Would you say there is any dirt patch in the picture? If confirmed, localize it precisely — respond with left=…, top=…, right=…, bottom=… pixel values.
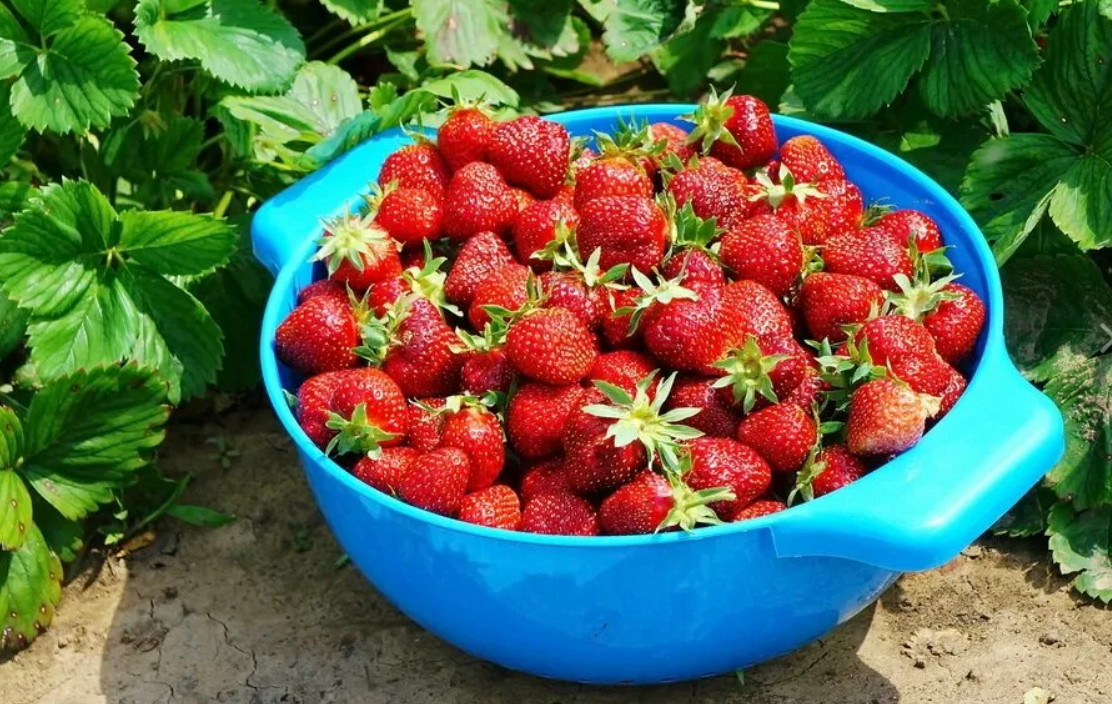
left=3, top=397, right=1111, bottom=704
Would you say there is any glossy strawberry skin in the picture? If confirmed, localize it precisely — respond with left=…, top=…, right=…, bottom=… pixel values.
left=506, top=308, right=598, bottom=385
left=574, top=157, right=653, bottom=209
left=458, top=484, right=522, bottom=530
left=724, top=280, right=795, bottom=341
left=444, top=162, right=519, bottom=241
left=710, top=95, right=777, bottom=169
left=507, top=382, right=588, bottom=459
left=823, top=226, right=913, bottom=290
left=520, top=458, right=570, bottom=501
left=438, top=108, right=496, bottom=171
left=600, top=288, right=643, bottom=349
left=665, top=376, right=742, bottom=438
left=855, top=315, right=938, bottom=366
left=660, top=249, right=726, bottom=287
left=576, top=195, right=669, bottom=274
left=885, top=352, right=967, bottom=418
left=776, top=179, right=864, bottom=246
left=441, top=406, right=506, bottom=491
left=276, top=295, right=360, bottom=375
left=847, top=379, right=935, bottom=456
left=587, top=350, right=657, bottom=396
left=353, top=447, right=419, bottom=495
left=330, top=367, right=410, bottom=445
left=297, top=279, right=347, bottom=306
left=686, top=437, right=773, bottom=520
left=382, top=299, right=464, bottom=397
left=487, top=116, right=570, bottom=199
left=877, top=210, right=942, bottom=252
left=667, top=157, right=753, bottom=230
left=460, top=349, right=516, bottom=395
left=810, top=445, right=866, bottom=497
left=923, top=283, right=985, bottom=365
left=398, top=447, right=471, bottom=516
left=520, top=491, right=599, bottom=536
left=563, top=389, right=647, bottom=494
left=731, top=499, right=786, bottom=521
left=646, top=122, right=695, bottom=177
left=599, top=471, right=674, bottom=535
left=735, top=403, right=817, bottom=473
left=407, top=398, right=446, bottom=452
left=379, top=143, right=450, bottom=197
left=800, top=272, right=885, bottom=343
left=367, top=276, right=408, bottom=316
left=444, top=231, right=516, bottom=308
left=719, top=213, right=804, bottom=297
left=374, top=187, right=444, bottom=246
left=467, top=264, right=530, bottom=329
left=937, top=364, right=967, bottom=417
left=512, top=198, right=580, bottom=271
left=780, top=135, right=845, bottom=183
left=539, top=271, right=603, bottom=330
left=296, top=370, right=349, bottom=448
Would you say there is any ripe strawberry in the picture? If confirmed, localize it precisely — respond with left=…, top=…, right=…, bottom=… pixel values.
left=666, top=156, right=753, bottom=230
left=823, top=226, right=913, bottom=290
left=382, top=299, right=464, bottom=397
left=660, top=248, right=725, bottom=287
left=855, top=314, right=937, bottom=366
left=353, top=447, right=419, bottom=495
left=779, top=135, right=845, bottom=183
left=298, top=279, right=347, bottom=306
left=468, top=264, right=531, bottom=329
left=922, top=283, right=985, bottom=364
left=640, top=281, right=738, bottom=374
left=846, top=378, right=939, bottom=455
left=441, top=405, right=505, bottom=491
left=407, top=398, right=446, bottom=452
left=444, top=162, right=518, bottom=241
left=876, top=210, right=942, bottom=252
left=646, top=122, right=695, bottom=175
left=600, top=470, right=733, bottom=535
left=570, top=147, right=597, bottom=180
left=713, top=335, right=811, bottom=413
left=444, top=231, right=516, bottom=308
left=520, top=458, right=569, bottom=501
left=512, top=188, right=536, bottom=214
left=487, top=115, right=570, bottom=199
left=379, top=143, right=450, bottom=197
left=398, top=447, right=471, bottom=516
left=313, top=214, right=403, bottom=291
left=562, top=387, right=648, bottom=494
left=724, top=280, right=795, bottom=341
left=296, top=370, right=348, bottom=448
left=367, top=276, right=407, bottom=316
left=372, top=187, right=444, bottom=246
left=506, top=307, right=598, bottom=385
left=276, top=295, right=361, bottom=375
left=735, top=403, right=817, bottom=473
left=325, top=367, right=409, bottom=455
left=718, top=213, right=804, bottom=297
left=886, top=352, right=956, bottom=399
left=937, top=364, right=967, bottom=417
left=600, top=287, right=643, bottom=349
left=782, top=366, right=827, bottom=408
left=520, top=491, right=599, bottom=536
left=512, top=198, right=579, bottom=270
left=576, top=195, right=668, bottom=273
left=800, top=272, right=884, bottom=343
left=685, top=437, right=772, bottom=520
left=730, top=499, right=786, bottom=521
left=808, top=445, right=867, bottom=497
left=687, top=90, right=777, bottom=169
left=574, top=156, right=653, bottom=208
left=458, top=485, right=522, bottom=530
left=665, top=376, right=741, bottom=438
left=460, top=348, right=516, bottom=395
left=587, top=350, right=657, bottom=396
left=765, top=177, right=864, bottom=247
left=437, top=107, right=496, bottom=171
left=539, top=271, right=603, bottom=329
left=507, top=382, right=588, bottom=459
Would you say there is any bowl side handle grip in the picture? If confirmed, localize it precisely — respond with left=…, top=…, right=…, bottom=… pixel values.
left=769, top=347, right=1065, bottom=572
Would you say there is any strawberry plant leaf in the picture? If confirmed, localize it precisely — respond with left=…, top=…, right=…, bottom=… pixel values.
left=1041, top=353, right=1112, bottom=511
left=0, top=289, right=28, bottom=360
left=732, top=40, right=790, bottom=108
left=1047, top=502, right=1112, bottom=603
left=603, top=0, right=686, bottom=64
left=993, top=486, right=1055, bottom=538
left=320, top=0, right=383, bottom=25
left=20, top=365, right=169, bottom=521
left=413, top=0, right=510, bottom=68
left=709, top=5, right=769, bottom=39
left=0, top=84, right=25, bottom=167
left=118, top=211, right=237, bottom=277
left=134, top=0, right=306, bottom=94
left=1024, top=0, right=1058, bottom=28
left=166, top=503, right=236, bottom=527
left=1102, top=0, right=1112, bottom=20
left=420, top=70, right=520, bottom=107
left=510, top=0, right=575, bottom=48
left=840, top=0, right=933, bottom=10
left=31, top=496, right=82, bottom=563
left=298, top=89, right=435, bottom=170
left=0, top=523, right=62, bottom=651
left=653, top=8, right=725, bottom=97
left=0, top=407, right=29, bottom=551
left=10, top=0, right=82, bottom=37
left=102, top=116, right=214, bottom=206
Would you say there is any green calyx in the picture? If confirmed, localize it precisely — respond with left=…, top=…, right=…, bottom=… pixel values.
left=886, top=243, right=960, bottom=321
left=668, top=198, right=724, bottom=251
left=353, top=294, right=410, bottom=365
left=404, top=239, right=462, bottom=317
left=451, top=318, right=508, bottom=354
left=312, top=211, right=397, bottom=276
left=481, top=272, right=547, bottom=327
left=788, top=443, right=826, bottom=506
left=582, top=371, right=704, bottom=475
left=617, top=267, right=699, bottom=335
left=596, top=116, right=667, bottom=161
left=681, top=85, right=741, bottom=154
left=658, top=467, right=735, bottom=533
left=810, top=336, right=887, bottom=412
left=711, top=336, right=788, bottom=414
left=750, top=164, right=827, bottom=210
left=325, top=403, right=400, bottom=458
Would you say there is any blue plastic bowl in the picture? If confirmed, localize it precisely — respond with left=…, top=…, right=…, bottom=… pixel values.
left=252, top=105, right=1064, bottom=684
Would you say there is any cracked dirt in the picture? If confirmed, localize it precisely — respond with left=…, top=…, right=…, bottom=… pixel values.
left=2, top=397, right=1111, bottom=704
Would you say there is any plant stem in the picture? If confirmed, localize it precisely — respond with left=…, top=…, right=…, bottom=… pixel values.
left=313, top=8, right=412, bottom=59
left=748, top=0, right=780, bottom=10
left=213, top=190, right=234, bottom=219
left=327, top=16, right=410, bottom=65
left=306, top=17, right=345, bottom=46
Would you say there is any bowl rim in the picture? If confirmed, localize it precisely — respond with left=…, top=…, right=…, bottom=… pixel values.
left=258, top=105, right=1004, bottom=549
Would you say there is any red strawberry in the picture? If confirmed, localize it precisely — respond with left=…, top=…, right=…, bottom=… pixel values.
left=313, top=214, right=402, bottom=291
left=735, top=403, right=817, bottom=473
left=660, top=248, right=725, bottom=287
left=441, top=405, right=505, bottom=491
left=846, top=378, right=939, bottom=455
left=353, top=447, right=418, bottom=494
left=562, top=387, right=648, bottom=494
left=373, top=187, right=444, bottom=245
left=379, top=143, right=450, bottom=197
left=539, top=271, right=603, bottom=329
left=666, top=157, right=753, bottom=230
left=809, top=445, right=866, bottom=497
left=713, top=335, right=811, bottom=413
left=779, top=135, right=845, bottom=183
left=507, top=383, right=588, bottom=459
left=325, top=367, right=409, bottom=455
left=438, top=107, right=496, bottom=171
left=599, top=470, right=732, bottom=535
left=886, top=352, right=955, bottom=399
left=688, top=91, right=777, bottom=169
left=506, top=307, right=598, bottom=385
left=570, top=147, right=597, bottom=180
left=800, top=273, right=884, bottom=343
left=922, top=283, right=985, bottom=365
left=520, top=458, right=569, bottom=501
left=512, top=188, right=536, bottom=214
left=444, top=231, right=516, bottom=308
left=444, top=162, right=518, bottom=241
left=719, top=213, right=804, bottom=297
left=576, top=196, right=668, bottom=273
left=407, top=398, right=446, bottom=452
left=512, top=198, right=579, bottom=271
left=768, top=178, right=864, bottom=247
left=937, top=364, right=967, bottom=417
left=458, top=485, right=522, bottom=530
left=398, top=447, right=471, bottom=516
left=855, top=314, right=937, bottom=367
left=665, top=376, right=741, bottom=438
left=460, top=349, right=516, bottom=395
left=296, top=370, right=348, bottom=448
left=685, top=437, right=772, bottom=520
left=276, top=295, right=361, bottom=375
left=587, top=350, right=657, bottom=396
left=488, top=116, right=570, bottom=199
left=468, top=264, right=531, bottom=329
left=600, top=287, right=643, bottom=349
left=574, top=156, right=652, bottom=208
left=782, top=366, right=827, bottom=408
left=297, top=279, right=347, bottom=306
left=367, top=276, right=408, bottom=316
left=382, top=299, right=464, bottom=397
left=876, top=210, right=942, bottom=252
left=724, top=280, right=795, bottom=340
left=823, top=226, right=913, bottom=290
left=520, top=491, right=599, bottom=536
left=731, top=499, right=786, bottom=521
left=646, top=122, right=695, bottom=174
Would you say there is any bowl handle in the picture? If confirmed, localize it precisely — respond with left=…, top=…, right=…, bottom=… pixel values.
left=768, top=346, right=1065, bottom=572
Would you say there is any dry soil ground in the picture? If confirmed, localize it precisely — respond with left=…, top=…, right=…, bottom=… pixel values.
left=2, top=398, right=1111, bottom=704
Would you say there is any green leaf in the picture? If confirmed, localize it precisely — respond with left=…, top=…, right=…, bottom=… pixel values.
left=1101, top=0, right=1112, bottom=20
left=320, top=0, right=382, bottom=24
left=603, top=0, right=686, bottom=63
left=993, top=486, right=1055, bottom=538
left=1041, top=354, right=1112, bottom=511
left=0, top=288, right=29, bottom=360
left=118, top=211, right=236, bottom=277
left=166, top=503, right=236, bottom=527
left=0, top=84, right=25, bottom=167
left=21, top=365, right=169, bottom=521
left=0, top=524, right=62, bottom=650
left=7, top=14, right=139, bottom=134
left=298, top=89, right=435, bottom=170
left=510, top=0, right=575, bottom=48
left=709, top=5, right=769, bottom=38
left=1047, top=155, right=1112, bottom=251
left=0, top=470, right=31, bottom=551
left=134, top=0, right=306, bottom=94
left=0, top=181, right=34, bottom=222
left=413, top=0, right=510, bottom=68
left=653, top=9, right=723, bottom=96
left=1002, top=254, right=1112, bottom=379
left=1047, top=502, right=1112, bottom=603
left=870, top=100, right=989, bottom=195
left=420, top=70, right=520, bottom=107
left=102, top=116, right=213, bottom=205
left=1023, top=0, right=1058, bottom=28
left=733, top=40, right=790, bottom=109
left=10, top=0, right=81, bottom=37
left=840, top=0, right=933, bottom=10
left=32, top=495, right=82, bottom=563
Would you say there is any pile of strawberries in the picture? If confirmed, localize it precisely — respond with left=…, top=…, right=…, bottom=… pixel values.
left=275, top=89, right=986, bottom=536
